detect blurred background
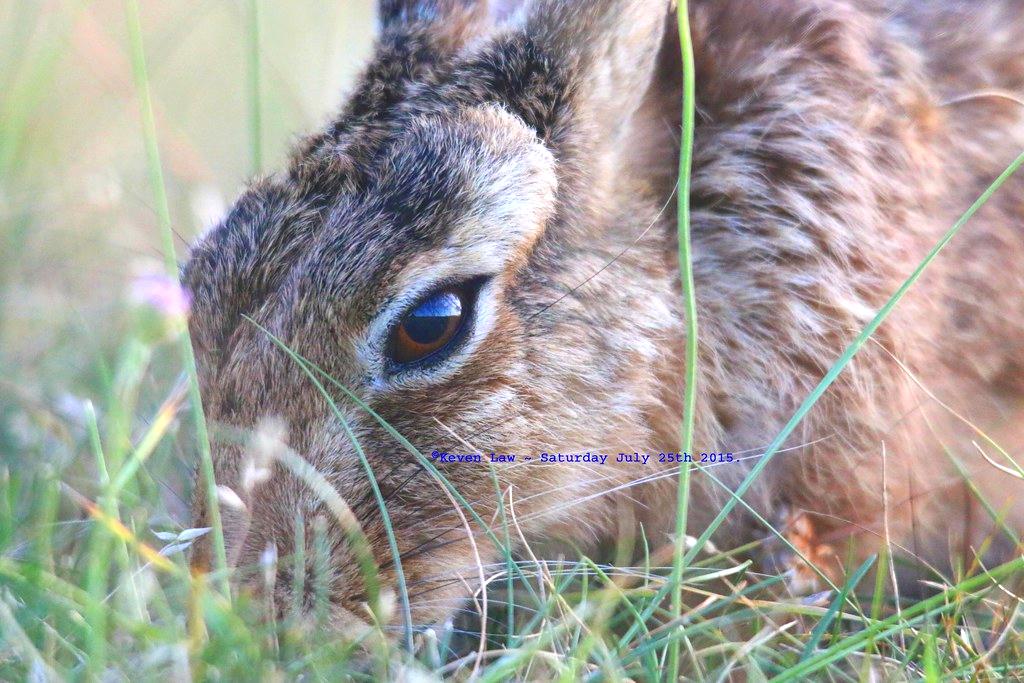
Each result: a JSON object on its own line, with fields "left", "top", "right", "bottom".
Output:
{"left": 0, "top": 2, "right": 375, "bottom": 494}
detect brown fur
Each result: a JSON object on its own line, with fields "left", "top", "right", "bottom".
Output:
{"left": 185, "top": 0, "right": 1024, "bottom": 628}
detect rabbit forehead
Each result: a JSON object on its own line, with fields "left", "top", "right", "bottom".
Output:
{"left": 299, "top": 104, "right": 555, "bottom": 311}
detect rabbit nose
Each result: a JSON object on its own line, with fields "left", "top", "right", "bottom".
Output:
{"left": 244, "top": 535, "right": 381, "bottom": 635}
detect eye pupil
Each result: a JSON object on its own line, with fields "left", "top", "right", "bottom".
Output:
{"left": 403, "top": 315, "right": 450, "bottom": 345}
{"left": 405, "top": 292, "right": 462, "bottom": 344}
{"left": 389, "top": 289, "right": 467, "bottom": 365}
{"left": 403, "top": 294, "right": 460, "bottom": 348}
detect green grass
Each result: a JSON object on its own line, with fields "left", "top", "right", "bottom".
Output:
{"left": 669, "top": 3, "right": 698, "bottom": 680}
{"left": 124, "top": 0, "right": 228, "bottom": 600}
{"left": 2, "top": 2, "right": 1024, "bottom": 681}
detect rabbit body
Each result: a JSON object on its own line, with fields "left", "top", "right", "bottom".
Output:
{"left": 185, "top": 0, "right": 1024, "bottom": 626}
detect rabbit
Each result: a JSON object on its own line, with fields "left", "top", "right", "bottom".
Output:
{"left": 184, "top": 0, "right": 1024, "bottom": 631}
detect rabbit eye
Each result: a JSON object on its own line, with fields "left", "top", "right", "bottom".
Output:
{"left": 388, "top": 288, "right": 467, "bottom": 365}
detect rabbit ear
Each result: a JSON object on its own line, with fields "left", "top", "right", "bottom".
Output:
{"left": 521, "top": 0, "right": 672, "bottom": 143}
{"left": 448, "top": 1, "right": 671, "bottom": 146}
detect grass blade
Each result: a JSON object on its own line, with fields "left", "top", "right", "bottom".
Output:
{"left": 772, "top": 554, "right": 1024, "bottom": 681}
{"left": 799, "top": 554, "right": 875, "bottom": 660}
{"left": 123, "top": 0, "right": 229, "bottom": 596}
{"left": 669, "top": 1, "right": 698, "bottom": 679}
{"left": 247, "top": 0, "right": 262, "bottom": 174}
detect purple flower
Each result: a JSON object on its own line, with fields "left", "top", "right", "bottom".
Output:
{"left": 130, "top": 272, "right": 191, "bottom": 319}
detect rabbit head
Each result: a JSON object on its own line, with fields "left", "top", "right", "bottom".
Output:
{"left": 184, "top": 0, "right": 685, "bottom": 630}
